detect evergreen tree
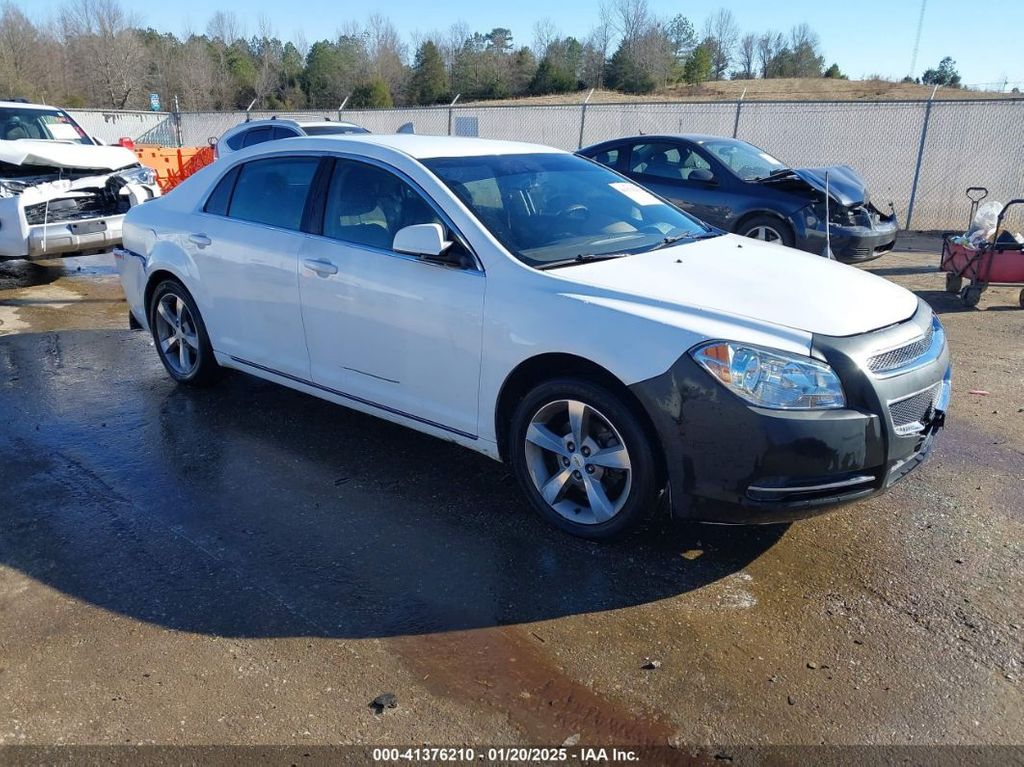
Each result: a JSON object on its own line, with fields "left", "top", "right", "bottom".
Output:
{"left": 409, "top": 41, "right": 448, "bottom": 104}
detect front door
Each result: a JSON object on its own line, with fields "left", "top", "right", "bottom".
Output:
{"left": 624, "top": 141, "right": 727, "bottom": 227}
{"left": 297, "top": 158, "right": 485, "bottom": 437}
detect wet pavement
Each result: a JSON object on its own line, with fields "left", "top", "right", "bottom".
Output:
{"left": 0, "top": 241, "right": 1021, "bottom": 747}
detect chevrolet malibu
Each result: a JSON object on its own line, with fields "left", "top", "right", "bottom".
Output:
{"left": 115, "top": 135, "right": 950, "bottom": 540}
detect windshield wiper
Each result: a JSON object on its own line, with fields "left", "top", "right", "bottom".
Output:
{"left": 535, "top": 253, "right": 630, "bottom": 270}
{"left": 647, "top": 231, "right": 720, "bottom": 251}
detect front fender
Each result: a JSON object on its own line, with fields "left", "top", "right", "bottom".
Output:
{"left": 477, "top": 281, "right": 812, "bottom": 444}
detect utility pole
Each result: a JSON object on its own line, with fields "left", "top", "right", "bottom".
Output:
{"left": 909, "top": 0, "right": 927, "bottom": 79}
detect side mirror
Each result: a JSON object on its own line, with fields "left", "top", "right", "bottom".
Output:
{"left": 393, "top": 223, "right": 452, "bottom": 258}
{"left": 689, "top": 168, "right": 716, "bottom": 184}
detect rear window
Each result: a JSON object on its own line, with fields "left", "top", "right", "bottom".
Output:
{"left": 241, "top": 126, "right": 273, "bottom": 147}
{"left": 226, "top": 157, "right": 319, "bottom": 231}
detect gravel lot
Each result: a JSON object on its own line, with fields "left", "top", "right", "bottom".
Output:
{"left": 0, "top": 236, "right": 1021, "bottom": 749}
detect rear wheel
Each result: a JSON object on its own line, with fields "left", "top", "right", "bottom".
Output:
{"left": 738, "top": 215, "right": 794, "bottom": 248}
{"left": 945, "top": 272, "right": 963, "bottom": 294}
{"left": 148, "top": 279, "right": 220, "bottom": 386}
{"left": 1018, "top": 288, "right": 1024, "bottom": 309}
{"left": 509, "top": 378, "right": 660, "bottom": 540}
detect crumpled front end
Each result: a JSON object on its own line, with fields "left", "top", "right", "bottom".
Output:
{"left": 0, "top": 167, "right": 160, "bottom": 259}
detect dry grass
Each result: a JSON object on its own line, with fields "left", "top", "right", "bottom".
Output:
{"left": 464, "top": 78, "right": 1018, "bottom": 106}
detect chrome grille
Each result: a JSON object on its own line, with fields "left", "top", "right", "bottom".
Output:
{"left": 868, "top": 323, "right": 935, "bottom": 374}
{"left": 889, "top": 384, "right": 940, "bottom": 435}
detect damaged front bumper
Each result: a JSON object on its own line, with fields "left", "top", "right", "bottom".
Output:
{"left": 794, "top": 202, "right": 899, "bottom": 264}
{"left": 0, "top": 171, "right": 159, "bottom": 260}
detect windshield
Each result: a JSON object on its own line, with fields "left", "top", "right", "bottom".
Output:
{"left": 302, "top": 124, "right": 370, "bottom": 136}
{"left": 423, "top": 153, "right": 712, "bottom": 267}
{"left": 0, "top": 107, "right": 91, "bottom": 144}
{"left": 699, "top": 139, "right": 786, "bottom": 181}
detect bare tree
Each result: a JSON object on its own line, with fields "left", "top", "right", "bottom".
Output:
{"left": 736, "top": 32, "right": 756, "bottom": 79}
{"left": 176, "top": 33, "right": 217, "bottom": 109}
{"left": 532, "top": 17, "right": 559, "bottom": 58}
{"left": 614, "top": 0, "right": 652, "bottom": 45}
{"left": 0, "top": 2, "right": 46, "bottom": 100}
{"left": 582, "top": 2, "right": 614, "bottom": 87}
{"left": 252, "top": 15, "right": 282, "bottom": 108}
{"left": 702, "top": 8, "right": 738, "bottom": 80}
{"left": 60, "top": 0, "right": 145, "bottom": 108}
{"left": 756, "top": 30, "right": 785, "bottom": 78}
{"left": 366, "top": 14, "right": 407, "bottom": 99}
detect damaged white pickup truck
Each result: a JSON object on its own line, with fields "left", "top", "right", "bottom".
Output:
{"left": 0, "top": 101, "right": 161, "bottom": 260}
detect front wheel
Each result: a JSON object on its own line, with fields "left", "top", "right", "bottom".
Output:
{"left": 508, "top": 379, "right": 660, "bottom": 540}
{"left": 148, "top": 279, "right": 221, "bottom": 386}
{"left": 738, "top": 215, "right": 794, "bottom": 248}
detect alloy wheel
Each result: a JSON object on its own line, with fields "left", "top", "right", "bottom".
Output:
{"left": 745, "top": 225, "right": 783, "bottom": 243}
{"left": 523, "top": 399, "right": 632, "bottom": 525}
{"left": 154, "top": 293, "right": 200, "bottom": 377}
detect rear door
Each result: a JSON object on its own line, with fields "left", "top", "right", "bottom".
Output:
{"left": 297, "top": 157, "right": 485, "bottom": 437}
{"left": 187, "top": 155, "right": 320, "bottom": 379}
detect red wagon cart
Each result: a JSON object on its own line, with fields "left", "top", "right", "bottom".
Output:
{"left": 940, "top": 196, "right": 1024, "bottom": 308}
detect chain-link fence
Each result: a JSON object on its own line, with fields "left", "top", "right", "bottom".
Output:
{"left": 69, "top": 99, "right": 1024, "bottom": 231}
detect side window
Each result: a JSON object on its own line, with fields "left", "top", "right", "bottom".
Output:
{"left": 203, "top": 166, "right": 240, "bottom": 216}
{"left": 322, "top": 160, "right": 443, "bottom": 251}
{"left": 629, "top": 142, "right": 709, "bottom": 182}
{"left": 227, "top": 157, "right": 319, "bottom": 231}
{"left": 225, "top": 131, "right": 245, "bottom": 151}
{"left": 241, "top": 126, "right": 272, "bottom": 147}
{"left": 590, "top": 147, "right": 620, "bottom": 169}
{"left": 271, "top": 126, "right": 299, "bottom": 140}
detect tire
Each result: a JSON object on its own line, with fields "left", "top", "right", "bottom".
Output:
{"left": 960, "top": 284, "right": 983, "bottom": 308}
{"left": 737, "top": 215, "right": 794, "bottom": 248}
{"left": 945, "top": 272, "right": 963, "bottom": 294}
{"left": 1019, "top": 288, "right": 1024, "bottom": 309}
{"left": 508, "top": 378, "right": 660, "bottom": 540}
{"left": 148, "top": 279, "right": 221, "bottom": 386}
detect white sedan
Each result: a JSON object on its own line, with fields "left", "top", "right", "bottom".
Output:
{"left": 115, "top": 134, "right": 950, "bottom": 539}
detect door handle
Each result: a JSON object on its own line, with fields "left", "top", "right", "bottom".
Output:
{"left": 303, "top": 258, "right": 338, "bottom": 276}
{"left": 188, "top": 233, "right": 211, "bottom": 248}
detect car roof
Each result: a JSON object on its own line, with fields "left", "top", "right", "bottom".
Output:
{"left": 294, "top": 120, "right": 363, "bottom": 129}
{"left": 0, "top": 100, "right": 61, "bottom": 110}
{"left": 582, "top": 134, "right": 745, "bottom": 151}
{"left": 246, "top": 133, "right": 566, "bottom": 160}
{"left": 227, "top": 118, "right": 363, "bottom": 130}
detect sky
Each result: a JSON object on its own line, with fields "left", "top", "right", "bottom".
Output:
{"left": 25, "top": 0, "right": 1024, "bottom": 88}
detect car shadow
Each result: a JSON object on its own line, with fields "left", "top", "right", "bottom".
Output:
{"left": 0, "top": 329, "right": 787, "bottom": 640}
{"left": 916, "top": 289, "right": 1022, "bottom": 315}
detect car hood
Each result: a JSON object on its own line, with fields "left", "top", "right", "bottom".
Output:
{"left": 555, "top": 234, "right": 918, "bottom": 338}
{"left": 759, "top": 164, "right": 867, "bottom": 207}
{"left": 0, "top": 140, "right": 139, "bottom": 172}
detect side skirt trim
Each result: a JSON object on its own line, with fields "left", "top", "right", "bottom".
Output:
{"left": 228, "top": 355, "right": 478, "bottom": 441}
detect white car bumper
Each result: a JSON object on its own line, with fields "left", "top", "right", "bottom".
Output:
{"left": 0, "top": 181, "right": 159, "bottom": 260}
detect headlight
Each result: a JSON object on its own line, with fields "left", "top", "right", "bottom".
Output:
{"left": 118, "top": 166, "right": 157, "bottom": 186}
{"left": 691, "top": 341, "right": 846, "bottom": 410}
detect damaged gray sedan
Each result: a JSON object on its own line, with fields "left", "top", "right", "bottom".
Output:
{"left": 580, "top": 134, "right": 898, "bottom": 263}
{"left": 0, "top": 101, "right": 161, "bottom": 260}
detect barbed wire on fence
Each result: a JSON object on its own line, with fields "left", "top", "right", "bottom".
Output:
{"left": 68, "top": 98, "right": 1024, "bottom": 232}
